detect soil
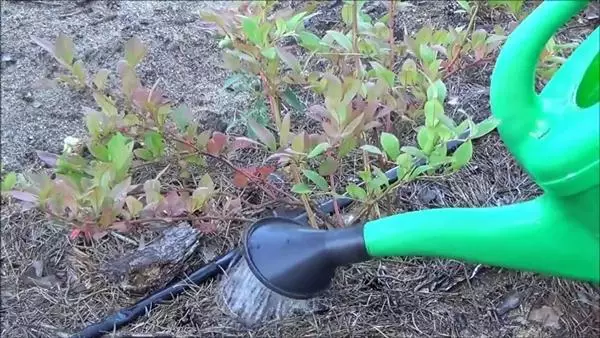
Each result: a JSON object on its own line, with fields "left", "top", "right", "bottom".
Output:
{"left": 1, "top": 1, "right": 599, "bottom": 338}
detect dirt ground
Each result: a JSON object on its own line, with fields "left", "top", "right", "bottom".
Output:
{"left": 1, "top": 0, "right": 599, "bottom": 337}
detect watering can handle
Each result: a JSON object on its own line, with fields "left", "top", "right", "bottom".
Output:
{"left": 489, "top": 0, "right": 589, "bottom": 147}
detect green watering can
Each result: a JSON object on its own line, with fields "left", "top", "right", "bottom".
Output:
{"left": 240, "top": 0, "right": 599, "bottom": 300}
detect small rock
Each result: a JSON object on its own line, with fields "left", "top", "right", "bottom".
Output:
{"left": 1, "top": 53, "right": 16, "bottom": 65}
{"left": 418, "top": 187, "right": 439, "bottom": 204}
{"left": 495, "top": 291, "right": 522, "bottom": 316}
{"left": 22, "top": 91, "right": 34, "bottom": 103}
{"left": 32, "top": 102, "right": 42, "bottom": 108}
{"left": 139, "top": 18, "right": 150, "bottom": 25}
{"left": 528, "top": 305, "right": 562, "bottom": 329}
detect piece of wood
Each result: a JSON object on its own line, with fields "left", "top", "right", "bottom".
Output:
{"left": 100, "top": 222, "right": 199, "bottom": 294}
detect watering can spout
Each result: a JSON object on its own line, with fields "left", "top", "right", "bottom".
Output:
{"left": 490, "top": 0, "right": 589, "bottom": 148}
{"left": 362, "top": 195, "right": 600, "bottom": 283}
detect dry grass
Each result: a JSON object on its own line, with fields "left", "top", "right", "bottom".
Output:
{"left": 1, "top": 1, "right": 599, "bottom": 337}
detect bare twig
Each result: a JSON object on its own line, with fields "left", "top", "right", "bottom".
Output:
{"left": 444, "top": 4, "right": 479, "bottom": 74}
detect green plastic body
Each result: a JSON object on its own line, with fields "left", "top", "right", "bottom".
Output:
{"left": 363, "top": 0, "right": 600, "bottom": 283}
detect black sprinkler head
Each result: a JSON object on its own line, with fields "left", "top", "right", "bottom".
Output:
{"left": 242, "top": 217, "right": 370, "bottom": 300}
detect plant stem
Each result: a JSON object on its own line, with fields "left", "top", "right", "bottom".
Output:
{"left": 384, "top": 0, "right": 396, "bottom": 132}
{"left": 329, "top": 174, "right": 344, "bottom": 228}
{"left": 387, "top": 0, "right": 396, "bottom": 70}
{"left": 351, "top": 0, "right": 360, "bottom": 77}
{"left": 259, "top": 71, "right": 282, "bottom": 130}
{"left": 444, "top": 4, "right": 479, "bottom": 74}
{"left": 291, "top": 163, "right": 318, "bottom": 228}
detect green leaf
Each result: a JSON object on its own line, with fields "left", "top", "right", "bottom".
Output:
{"left": 419, "top": 44, "right": 435, "bottom": 65}
{"left": 172, "top": 104, "right": 192, "bottom": 132}
{"left": 298, "top": 31, "right": 323, "bottom": 51}
{"left": 410, "top": 164, "right": 434, "bottom": 179}
{"left": 282, "top": 88, "right": 305, "bottom": 111}
{"left": 370, "top": 61, "right": 395, "bottom": 87}
{"left": 360, "top": 145, "right": 383, "bottom": 156}
{"left": 134, "top": 148, "right": 153, "bottom": 161}
{"left": 401, "top": 146, "right": 426, "bottom": 159}
{"left": 307, "top": 142, "right": 330, "bottom": 159}
{"left": 200, "top": 173, "right": 215, "bottom": 192}
{"left": 427, "top": 79, "right": 447, "bottom": 102}
{"left": 144, "top": 131, "right": 165, "bottom": 158}
{"left": 93, "top": 93, "right": 118, "bottom": 117}
{"left": 424, "top": 99, "right": 444, "bottom": 127}
{"left": 291, "top": 132, "right": 305, "bottom": 153}
{"left": 318, "top": 157, "right": 339, "bottom": 176}
{"left": 399, "top": 59, "right": 418, "bottom": 86}
{"left": 87, "top": 143, "right": 109, "bottom": 162}
{"left": 261, "top": 46, "right": 277, "bottom": 59}
{"left": 380, "top": 132, "right": 401, "bottom": 159}
{"left": 286, "top": 11, "right": 307, "bottom": 31}
{"left": 396, "top": 153, "right": 413, "bottom": 170}
{"left": 93, "top": 69, "right": 110, "bottom": 90}
{"left": 457, "top": 0, "right": 471, "bottom": 12}
{"left": 291, "top": 182, "right": 311, "bottom": 194}
{"left": 107, "top": 133, "right": 133, "bottom": 181}
{"left": 242, "top": 17, "right": 262, "bottom": 46}
{"left": 124, "top": 36, "right": 147, "bottom": 67}
{"left": 55, "top": 32, "right": 74, "bottom": 67}
{"left": 371, "top": 167, "right": 390, "bottom": 188}
{"left": 326, "top": 30, "right": 353, "bottom": 51}
{"left": 452, "top": 140, "right": 473, "bottom": 169}
{"left": 125, "top": 196, "right": 143, "bottom": 218}
{"left": 338, "top": 136, "right": 357, "bottom": 158}
{"left": 72, "top": 60, "right": 86, "bottom": 83}
{"left": 346, "top": 183, "right": 367, "bottom": 201}
{"left": 323, "top": 73, "right": 343, "bottom": 103}
{"left": 302, "top": 169, "right": 328, "bottom": 191}
{"left": 248, "top": 118, "right": 277, "bottom": 151}
{"left": 279, "top": 112, "right": 291, "bottom": 147}
{"left": 1, "top": 172, "right": 17, "bottom": 192}
{"left": 143, "top": 179, "right": 162, "bottom": 204}
{"left": 417, "top": 127, "right": 434, "bottom": 153}
{"left": 341, "top": 3, "right": 353, "bottom": 25}
{"left": 277, "top": 47, "right": 300, "bottom": 72}
{"left": 341, "top": 76, "right": 361, "bottom": 106}
{"left": 472, "top": 116, "right": 500, "bottom": 139}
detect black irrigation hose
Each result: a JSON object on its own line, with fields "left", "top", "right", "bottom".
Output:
{"left": 72, "top": 133, "right": 469, "bottom": 338}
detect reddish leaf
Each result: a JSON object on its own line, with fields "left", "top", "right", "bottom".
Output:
{"left": 206, "top": 139, "right": 223, "bottom": 155}
{"left": 210, "top": 131, "right": 228, "bottom": 153}
{"left": 69, "top": 229, "right": 81, "bottom": 240}
{"left": 233, "top": 172, "right": 250, "bottom": 188}
{"left": 232, "top": 136, "right": 262, "bottom": 151}
{"left": 156, "top": 191, "right": 187, "bottom": 217}
{"left": 257, "top": 165, "right": 275, "bottom": 178}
